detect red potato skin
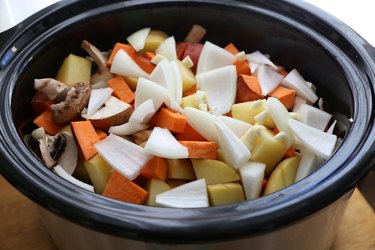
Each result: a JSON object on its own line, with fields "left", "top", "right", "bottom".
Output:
{"left": 182, "top": 43, "right": 204, "bottom": 73}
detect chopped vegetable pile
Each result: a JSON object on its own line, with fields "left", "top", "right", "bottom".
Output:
{"left": 30, "top": 25, "right": 339, "bottom": 208}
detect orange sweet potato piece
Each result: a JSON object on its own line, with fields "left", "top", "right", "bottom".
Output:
{"left": 235, "top": 74, "right": 263, "bottom": 103}
{"left": 107, "top": 76, "right": 135, "bottom": 104}
{"left": 71, "top": 121, "right": 100, "bottom": 160}
{"left": 154, "top": 108, "right": 188, "bottom": 133}
{"left": 33, "top": 109, "right": 61, "bottom": 135}
{"left": 140, "top": 156, "right": 168, "bottom": 181}
{"left": 175, "top": 123, "right": 207, "bottom": 141}
{"left": 179, "top": 141, "right": 217, "bottom": 159}
{"left": 269, "top": 86, "right": 296, "bottom": 110}
{"left": 103, "top": 171, "right": 148, "bottom": 205}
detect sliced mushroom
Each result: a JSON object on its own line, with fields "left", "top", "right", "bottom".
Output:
{"left": 34, "top": 78, "right": 67, "bottom": 100}
{"left": 38, "top": 132, "right": 78, "bottom": 175}
{"left": 51, "top": 82, "right": 91, "bottom": 124}
{"left": 81, "top": 40, "right": 114, "bottom": 84}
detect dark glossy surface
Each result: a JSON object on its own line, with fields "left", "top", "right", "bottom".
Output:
{"left": 0, "top": 0, "right": 375, "bottom": 243}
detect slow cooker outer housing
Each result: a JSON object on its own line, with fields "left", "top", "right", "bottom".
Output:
{"left": 0, "top": 0, "right": 375, "bottom": 244}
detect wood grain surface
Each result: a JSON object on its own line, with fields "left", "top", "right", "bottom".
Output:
{"left": 0, "top": 176, "right": 374, "bottom": 250}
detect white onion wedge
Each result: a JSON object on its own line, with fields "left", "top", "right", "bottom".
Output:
{"left": 281, "top": 69, "right": 318, "bottom": 103}
{"left": 183, "top": 107, "right": 217, "bottom": 142}
{"left": 327, "top": 120, "right": 337, "bottom": 134}
{"left": 239, "top": 161, "right": 266, "bottom": 200}
{"left": 295, "top": 103, "right": 332, "bottom": 131}
{"left": 197, "top": 41, "right": 236, "bottom": 74}
{"left": 129, "top": 99, "right": 155, "bottom": 124}
{"left": 217, "top": 115, "right": 252, "bottom": 138}
{"left": 292, "top": 96, "right": 307, "bottom": 113}
{"left": 155, "top": 36, "right": 177, "bottom": 61}
{"left": 246, "top": 51, "right": 277, "bottom": 69}
{"left": 288, "top": 118, "right": 337, "bottom": 160}
{"left": 255, "top": 64, "right": 284, "bottom": 96}
{"left": 110, "top": 49, "right": 149, "bottom": 78}
{"left": 126, "top": 27, "right": 151, "bottom": 51}
{"left": 150, "top": 59, "right": 176, "bottom": 101}
{"left": 86, "top": 87, "right": 113, "bottom": 118}
{"left": 134, "top": 77, "right": 169, "bottom": 109}
{"left": 144, "top": 127, "right": 189, "bottom": 159}
{"left": 197, "top": 65, "right": 237, "bottom": 115}
{"left": 94, "top": 133, "right": 152, "bottom": 180}
{"left": 155, "top": 179, "right": 209, "bottom": 208}
{"left": 266, "top": 97, "right": 294, "bottom": 147}
{"left": 215, "top": 119, "right": 251, "bottom": 168}
{"left": 170, "top": 60, "right": 183, "bottom": 105}
{"left": 109, "top": 121, "right": 148, "bottom": 136}
{"left": 294, "top": 148, "right": 325, "bottom": 182}
{"left": 53, "top": 165, "right": 94, "bottom": 192}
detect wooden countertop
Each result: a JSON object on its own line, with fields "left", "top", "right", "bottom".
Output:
{"left": 0, "top": 175, "right": 374, "bottom": 250}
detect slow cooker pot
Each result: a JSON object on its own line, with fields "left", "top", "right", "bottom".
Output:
{"left": 1, "top": 0, "right": 375, "bottom": 249}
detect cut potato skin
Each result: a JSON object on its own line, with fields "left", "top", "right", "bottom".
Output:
{"left": 90, "top": 106, "right": 133, "bottom": 131}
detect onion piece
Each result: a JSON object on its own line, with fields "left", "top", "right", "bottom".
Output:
{"left": 150, "top": 59, "right": 177, "bottom": 101}
{"left": 155, "top": 179, "right": 209, "bottom": 208}
{"left": 126, "top": 27, "right": 151, "bottom": 51}
{"left": 217, "top": 115, "right": 252, "bottom": 138}
{"left": 109, "top": 121, "right": 148, "bottom": 136}
{"left": 292, "top": 96, "right": 307, "bottom": 113}
{"left": 266, "top": 97, "right": 294, "bottom": 147}
{"left": 170, "top": 60, "right": 183, "bottom": 105}
{"left": 134, "top": 77, "right": 169, "bottom": 109}
{"left": 110, "top": 49, "right": 149, "bottom": 78}
{"left": 94, "top": 133, "right": 152, "bottom": 180}
{"left": 239, "top": 161, "right": 266, "bottom": 200}
{"left": 288, "top": 118, "right": 337, "bottom": 160}
{"left": 215, "top": 119, "right": 251, "bottom": 168}
{"left": 281, "top": 69, "right": 318, "bottom": 103}
{"left": 295, "top": 103, "right": 332, "bottom": 131}
{"left": 246, "top": 50, "right": 277, "bottom": 70}
{"left": 255, "top": 64, "right": 284, "bottom": 96}
{"left": 197, "top": 41, "right": 236, "bottom": 74}
{"left": 53, "top": 165, "right": 94, "bottom": 192}
{"left": 155, "top": 36, "right": 177, "bottom": 61}
{"left": 129, "top": 99, "right": 155, "bottom": 124}
{"left": 197, "top": 65, "right": 237, "bottom": 115}
{"left": 294, "top": 148, "right": 325, "bottom": 182}
{"left": 86, "top": 87, "right": 113, "bottom": 118}
{"left": 144, "top": 127, "right": 189, "bottom": 159}
{"left": 183, "top": 107, "right": 218, "bottom": 142}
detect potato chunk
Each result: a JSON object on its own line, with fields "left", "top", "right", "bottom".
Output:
{"left": 207, "top": 183, "right": 245, "bottom": 206}
{"left": 56, "top": 54, "right": 91, "bottom": 87}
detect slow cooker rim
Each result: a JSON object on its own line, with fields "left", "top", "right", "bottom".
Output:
{"left": 1, "top": 0, "right": 375, "bottom": 243}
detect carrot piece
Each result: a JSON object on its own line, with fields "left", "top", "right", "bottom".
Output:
{"left": 144, "top": 52, "right": 156, "bottom": 60}
{"left": 154, "top": 108, "right": 188, "bottom": 133}
{"left": 71, "top": 121, "right": 100, "bottom": 160}
{"left": 235, "top": 74, "right": 263, "bottom": 103}
{"left": 107, "top": 76, "right": 135, "bottom": 104}
{"left": 234, "top": 59, "right": 251, "bottom": 76}
{"left": 132, "top": 54, "right": 155, "bottom": 74}
{"left": 33, "top": 109, "right": 61, "bottom": 135}
{"left": 176, "top": 42, "right": 190, "bottom": 60}
{"left": 175, "top": 123, "right": 207, "bottom": 141}
{"left": 106, "top": 43, "right": 136, "bottom": 67}
{"left": 284, "top": 145, "right": 295, "bottom": 158}
{"left": 183, "top": 85, "right": 197, "bottom": 97}
{"left": 103, "top": 171, "right": 148, "bottom": 205}
{"left": 269, "top": 86, "right": 296, "bottom": 110}
{"left": 31, "top": 91, "right": 53, "bottom": 115}
{"left": 95, "top": 129, "right": 108, "bottom": 140}
{"left": 224, "top": 43, "right": 240, "bottom": 55}
{"left": 140, "top": 156, "right": 168, "bottom": 181}
{"left": 179, "top": 141, "right": 217, "bottom": 159}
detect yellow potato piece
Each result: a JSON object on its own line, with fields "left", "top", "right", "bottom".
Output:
{"left": 167, "top": 159, "right": 196, "bottom": 180}
{"left": 176, "top": 60, "right": 196, "bottom": 92}
{"left": 83, "top": 154, "right": 112, "bottom": 194}
{"left": 141, "top": 30, "right": 169, "bottom": 53}
{"left": 56, "top": 54, "right": 91, "bottom": 87}
{"left": 264, "top": 156, "right": 299, "bottom": 195}
{"left": 145, "top": 178, "right": 171, "bottom": 206}
{"left": 181, "top": 94, "right": 198, "bottom": 109}
{"left": 231, "top": 100, "right": 266, "bottom": 125}
{"left": 72, "top": 160, "right": 91, "bottom": 184}
{"left": 123, "top": 76, "right": 138, "bottom": 91}
{"left": 207, "top": 183, "right": 245, "bottom": 206}
{"left": 251, "top": 129, "right": 288, "bottom": 175}
{"left": 191, "top": 159, "right": 240, "bottom": 185}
